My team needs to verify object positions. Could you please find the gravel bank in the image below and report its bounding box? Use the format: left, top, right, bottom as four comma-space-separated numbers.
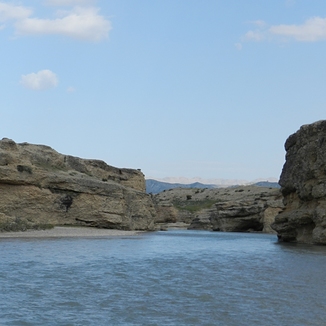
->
0, 226, 144, 239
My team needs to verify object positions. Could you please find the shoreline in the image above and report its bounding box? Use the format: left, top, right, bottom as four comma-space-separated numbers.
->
0, 226, 145, 239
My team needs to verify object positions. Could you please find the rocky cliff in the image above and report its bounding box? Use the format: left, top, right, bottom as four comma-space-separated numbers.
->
0, 138, 155, 231
154, 185, 283, 233
272, 120, 326, 244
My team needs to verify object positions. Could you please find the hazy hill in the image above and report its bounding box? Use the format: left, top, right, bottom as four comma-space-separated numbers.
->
146, 179, 280, 194
254, 181, 280, 188
146, 179, 216, 194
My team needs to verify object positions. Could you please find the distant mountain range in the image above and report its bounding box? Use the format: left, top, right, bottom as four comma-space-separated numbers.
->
146, 179, 280, 194
253, 181, 281, 188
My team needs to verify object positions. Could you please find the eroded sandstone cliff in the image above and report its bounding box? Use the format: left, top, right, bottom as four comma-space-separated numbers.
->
154, 185, 283, 233
0, 138, 155, 231
272, 120, 326, 244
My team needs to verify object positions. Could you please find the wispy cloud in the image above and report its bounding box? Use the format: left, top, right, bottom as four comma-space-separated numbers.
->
243, 30, 266, 42
240, 16, 326, 47
269, 17, 326, 42
20, 70, 58, 91
240, 20, 268, 44
251, 20, 267, 28
0, 2, 32, 22
234, 42, 242, 50
67, 86, 76, 93
0, 1, 111, 42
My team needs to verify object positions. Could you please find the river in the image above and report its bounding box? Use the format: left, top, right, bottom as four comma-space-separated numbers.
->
1, 230, 326, 325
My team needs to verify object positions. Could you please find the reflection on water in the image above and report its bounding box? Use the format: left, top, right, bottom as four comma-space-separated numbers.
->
1, 230, 326, 325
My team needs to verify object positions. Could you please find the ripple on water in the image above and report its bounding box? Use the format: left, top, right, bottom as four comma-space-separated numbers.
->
1, 231, 326, 325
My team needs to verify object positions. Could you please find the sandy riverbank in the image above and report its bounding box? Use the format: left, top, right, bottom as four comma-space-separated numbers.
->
0, 226, 145, 239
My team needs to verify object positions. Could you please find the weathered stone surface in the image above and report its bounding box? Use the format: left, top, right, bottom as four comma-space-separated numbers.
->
272, 120, 326, 244
154, 185, 283, 233
0, 138, 155, 231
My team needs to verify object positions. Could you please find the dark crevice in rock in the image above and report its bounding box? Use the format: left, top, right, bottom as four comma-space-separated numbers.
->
17, 165, 32, 174
60, 195, 73, 212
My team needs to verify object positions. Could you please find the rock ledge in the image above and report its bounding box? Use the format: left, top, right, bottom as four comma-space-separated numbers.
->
0, 138, 155, 231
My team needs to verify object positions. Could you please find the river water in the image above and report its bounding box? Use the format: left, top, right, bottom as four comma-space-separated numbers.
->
1, 230, 326, 326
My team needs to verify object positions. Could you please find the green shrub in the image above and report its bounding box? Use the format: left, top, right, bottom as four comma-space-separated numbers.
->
173, 199, 217, 213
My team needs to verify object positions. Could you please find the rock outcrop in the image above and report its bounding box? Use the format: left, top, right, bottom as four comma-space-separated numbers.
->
154, 185, 283, 233
272, 120, 326, 244
0, 138, 155, 231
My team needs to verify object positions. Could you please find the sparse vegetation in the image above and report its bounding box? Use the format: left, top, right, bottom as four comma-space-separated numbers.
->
173, 199, 217, 213
0, 216, 54, 232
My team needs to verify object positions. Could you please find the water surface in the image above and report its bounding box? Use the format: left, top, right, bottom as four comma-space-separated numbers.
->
1, 230, 326, 325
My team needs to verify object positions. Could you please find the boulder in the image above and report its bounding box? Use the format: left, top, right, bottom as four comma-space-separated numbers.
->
272, 120, 326, 244
0, 138, 155, 231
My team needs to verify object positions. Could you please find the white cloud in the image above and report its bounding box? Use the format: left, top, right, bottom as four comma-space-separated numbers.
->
0, 1, 111, 42
241, 16, 326, 45
0, 2, 32, 22
20, 70, 58, 91
15, 6, 111, 42
269, 17, 326, 42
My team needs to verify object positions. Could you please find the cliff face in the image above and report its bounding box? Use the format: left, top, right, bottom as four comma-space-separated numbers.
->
272, 121, 326, 244
208, 188, 283, 233
154, 186, 283, 233
0, 138, 155, 231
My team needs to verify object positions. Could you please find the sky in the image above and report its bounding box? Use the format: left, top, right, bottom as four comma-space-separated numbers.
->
1, 0, 326, 184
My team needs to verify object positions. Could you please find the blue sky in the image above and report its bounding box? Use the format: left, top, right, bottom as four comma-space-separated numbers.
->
1, 0, 326, 183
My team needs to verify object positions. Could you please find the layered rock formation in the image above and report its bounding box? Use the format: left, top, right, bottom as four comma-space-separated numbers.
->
154, 185, 283, 233
272, 120, 326, 244
0, 138, 155, 231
